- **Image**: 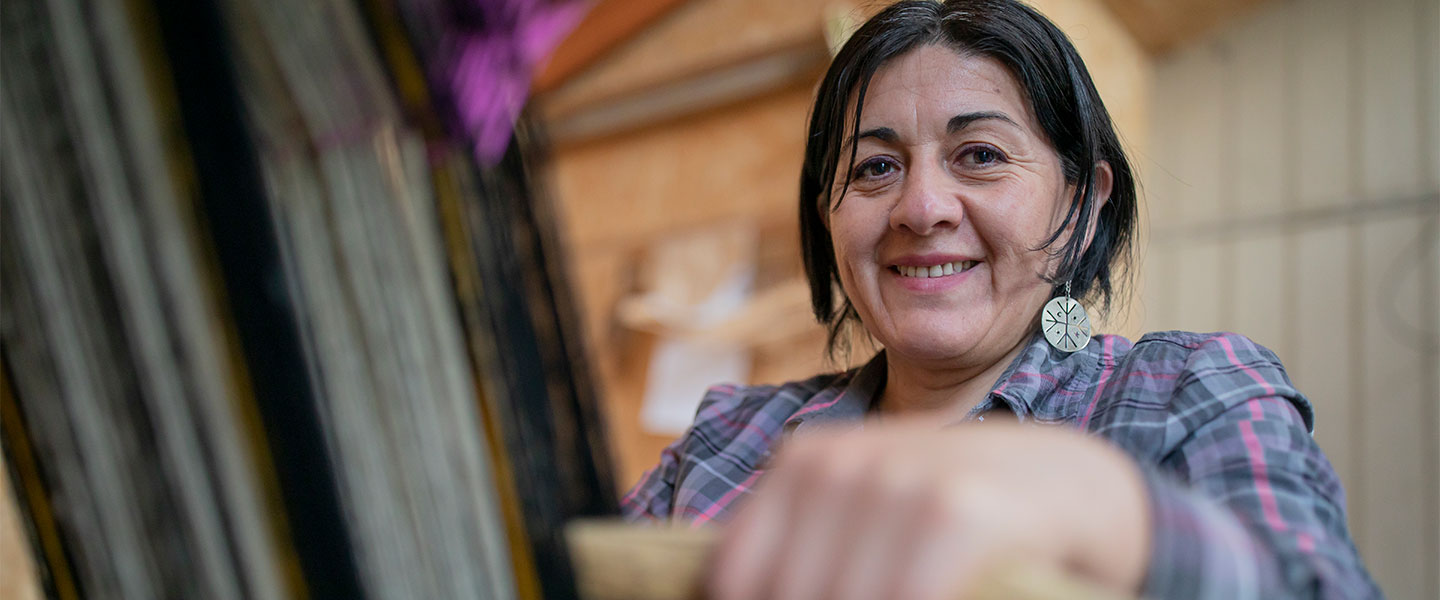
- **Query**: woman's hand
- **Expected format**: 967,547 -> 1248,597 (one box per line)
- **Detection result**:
706,421 -> 1151,600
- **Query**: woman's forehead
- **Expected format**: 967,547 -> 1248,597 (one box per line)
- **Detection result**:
851,45 -> 1033,134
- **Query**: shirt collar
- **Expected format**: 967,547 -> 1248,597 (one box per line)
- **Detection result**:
783,330 -> 1103,436
781,350 -> 887,437
986,330 -> 1104,420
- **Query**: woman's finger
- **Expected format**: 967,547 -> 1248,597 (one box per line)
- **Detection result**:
891,475 -> 1019,600
708,480 -> 788,600
828,457 -> 926,600
767,452 -> 867,600
890,511 -> 981,600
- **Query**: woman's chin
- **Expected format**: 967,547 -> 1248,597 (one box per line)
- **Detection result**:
882,326 -> 986,363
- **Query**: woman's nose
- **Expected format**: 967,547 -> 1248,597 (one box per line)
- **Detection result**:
889,161 -> 963,235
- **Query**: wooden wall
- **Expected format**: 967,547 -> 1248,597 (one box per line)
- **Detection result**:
549,79 -> 827,488
1140,0 -> 1440,596
541,0 -> 835,485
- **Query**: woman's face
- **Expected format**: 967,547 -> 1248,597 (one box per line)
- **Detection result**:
828,44 -> 1096,367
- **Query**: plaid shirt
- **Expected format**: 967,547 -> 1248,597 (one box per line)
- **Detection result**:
621,330 -> 1381,599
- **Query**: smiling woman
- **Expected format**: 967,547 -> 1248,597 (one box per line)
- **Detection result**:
823,46 -> 1108,408
620,1 -> 1380,599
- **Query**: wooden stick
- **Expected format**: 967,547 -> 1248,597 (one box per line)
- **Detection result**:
566,520 -> 1129,600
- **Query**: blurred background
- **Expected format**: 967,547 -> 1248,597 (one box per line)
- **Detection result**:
527,0 -> 1437,597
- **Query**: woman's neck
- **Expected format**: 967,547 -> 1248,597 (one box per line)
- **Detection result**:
878,336 -> 1029,421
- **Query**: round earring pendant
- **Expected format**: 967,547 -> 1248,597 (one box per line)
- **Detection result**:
1041,296 -> 1091,353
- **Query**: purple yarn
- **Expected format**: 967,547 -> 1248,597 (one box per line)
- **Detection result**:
439,0 -> 586,164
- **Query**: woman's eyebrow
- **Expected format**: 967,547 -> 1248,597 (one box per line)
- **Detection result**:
843,112 -> 1020,149
947,111 -> 1020,133
842,126 -> 899,150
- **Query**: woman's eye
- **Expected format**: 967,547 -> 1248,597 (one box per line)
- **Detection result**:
960,145 -> 1006,167
854,158 -> 897,180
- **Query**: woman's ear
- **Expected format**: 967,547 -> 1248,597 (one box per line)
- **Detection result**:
1081,161 -> 1114,255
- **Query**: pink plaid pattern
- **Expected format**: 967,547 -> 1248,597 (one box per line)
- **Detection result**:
622,330 -> 1380,599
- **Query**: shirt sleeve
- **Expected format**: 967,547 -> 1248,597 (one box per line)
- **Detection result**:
1140,394 -> 1381,599
617,381 -> 789,524
618,435 -> 684,522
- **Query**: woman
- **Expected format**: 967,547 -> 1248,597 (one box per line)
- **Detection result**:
621,1 -> 1379,598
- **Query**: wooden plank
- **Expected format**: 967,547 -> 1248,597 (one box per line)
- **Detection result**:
1139,242 -> 1177,332
1144,52 -> 1185,231
1225,2 -> 1288,220
540,0 -> 832,115
1403,0 -> 1437,585
533,0 -> 690,95
1027,0 -> 1153,154
1293,0 -> 1356,211
749,324 -> 829,386
1356,215 -> 1431,598
1429,209 -> 1440,600
1155,44 -> 1226,226
1359,0 -> 1425,202
1422,0 -> 1440,194
1099,0 -> 1275,55
1102,230 -> 1147,339
568,245 -> 631,357
544,37 -> 829,144
550,83 -> 812,250
568,521 -> 1132,600
597,331 -> 679,492
1427,210 -> 1440,600
1171,240 -> 1227,334
1229,235 -> 1287,358
1291,225 -> 1356,509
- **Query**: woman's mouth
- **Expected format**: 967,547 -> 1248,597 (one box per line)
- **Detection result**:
891,260 -> 979,278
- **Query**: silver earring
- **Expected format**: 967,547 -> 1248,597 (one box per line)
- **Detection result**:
1041,281 -> 1091,353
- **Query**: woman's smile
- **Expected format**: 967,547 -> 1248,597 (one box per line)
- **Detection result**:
885,256 -> 983,293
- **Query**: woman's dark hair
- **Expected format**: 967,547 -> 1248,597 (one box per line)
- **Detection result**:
800,0 -> 1137,355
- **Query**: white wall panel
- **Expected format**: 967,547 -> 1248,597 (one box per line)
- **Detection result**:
1293,0 -> 1356,210
1292,225 -> 1356,511
1144,73 -> 1184,231
1356,216 -> 1431,597
1359,0 -> 1425,202
1226,3 -> 1289,220
1423,0 -> 1440,193
1171,240 -> 1228,334
1148,0 -> 1440,596
1230,235 -> 1288,357
1140,242 -> 1178,331
1156,47 -> 1226,226
1429,209 -> 1440,600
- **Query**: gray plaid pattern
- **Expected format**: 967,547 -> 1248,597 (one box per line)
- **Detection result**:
621,330 -> 1380,599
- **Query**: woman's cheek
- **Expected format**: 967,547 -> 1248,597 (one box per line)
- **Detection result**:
832,222 -> 872,286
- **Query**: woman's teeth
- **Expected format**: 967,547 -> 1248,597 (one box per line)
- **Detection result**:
895,261 -> 977,278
